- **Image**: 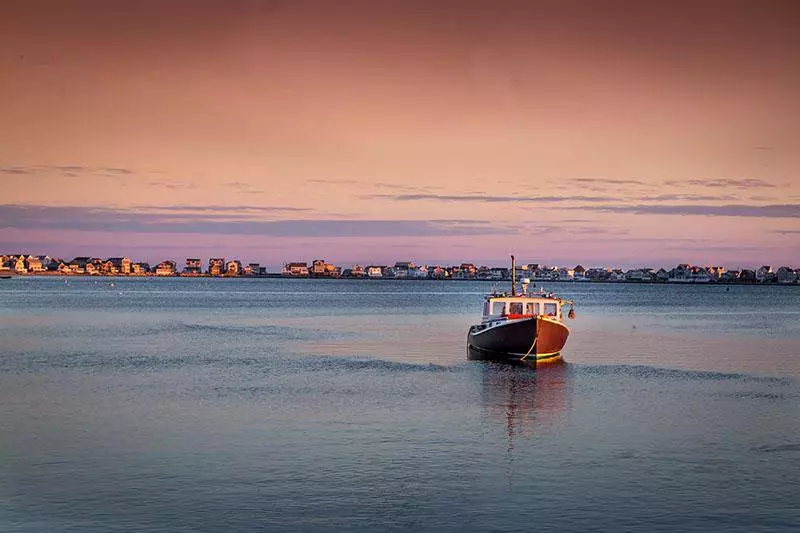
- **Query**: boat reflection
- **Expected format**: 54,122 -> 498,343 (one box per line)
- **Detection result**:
477,355 -> 570,452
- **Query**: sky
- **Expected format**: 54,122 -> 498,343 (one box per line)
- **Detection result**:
1,0 -> 799,268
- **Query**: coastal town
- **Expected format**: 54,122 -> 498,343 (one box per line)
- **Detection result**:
1,254 -> 798,284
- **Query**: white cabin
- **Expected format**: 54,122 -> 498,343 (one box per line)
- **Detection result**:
482,296 -> 563,322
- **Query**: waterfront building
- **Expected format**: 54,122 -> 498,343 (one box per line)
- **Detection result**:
559,267 -> 575,281
282,262 -> 309,277
155,260 -> 177,276
226,260 -> 242,276
407,265 -> 428,279
366,266 -> 384,278
739,269 -> 757,283
68,257 -> 91,275
756,265 -> 774,283
104,257 -> 131,275
312,259 -> 326,276
625,268 -> 654,282
14,256 -> 27,273
776,266 -> 797,284
244,263 -> 261,276
707,266 -> 726,280
184,258 -> 202,275
350,265 -> 366,277
25,255 -> 44,272
209,258 -> 225,276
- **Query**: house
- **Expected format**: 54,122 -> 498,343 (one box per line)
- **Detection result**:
311,259 -> 338,277
489,267 -> 509,280
155,260 -> 177,276
407,265 -> 428,279
312,259 -> 327,276
776,266 -> 797,284
208,258 -> 225,276
668,263 -> 692,282
573,265 -> 587,280
459,263 -> 478,278
350,265 -> 366,277
68,257 -> 91,274
721,270 -> 740,283
85,263 -> 98,275
625,268 -> 654,282
57,262 -> 71,274
14,255 -> 28,273
104,257 -> 131,275
131,263 -> 149,275
366,266 -> 384,278
184,258 -> 202,275
691,267 -> 712,283
0,255 -> 10,272
428,266 -> 448,279
245,263 -> 261,276
25,255 -> 44,272
559,267 -> 575,281
393,261 -> 414,277
101,260 -> 118,275
282,262 -> 309,277
655,268 -> 670,282
586,267 -> 611,281
756,265 -> 774,283
325,264 -> 341,278
707,266 -> 726,280
609,269 -> 626,282
226,260 -> 242,276
739,269 -> 757,283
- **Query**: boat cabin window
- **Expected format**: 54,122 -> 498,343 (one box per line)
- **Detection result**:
509,302 -> 524,315
489,301 -> 505,315
526,302 -> 540,315
543,302 -> 558,316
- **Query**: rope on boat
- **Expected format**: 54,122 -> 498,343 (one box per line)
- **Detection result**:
519,318 -> 541,362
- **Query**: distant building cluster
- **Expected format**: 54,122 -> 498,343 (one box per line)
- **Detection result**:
0,254 -> 266,278
1,254 -> 798,284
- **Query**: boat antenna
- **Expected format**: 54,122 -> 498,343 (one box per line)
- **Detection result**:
511,254 -> 516,296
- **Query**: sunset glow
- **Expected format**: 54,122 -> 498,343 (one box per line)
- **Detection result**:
2,0 -> 798,267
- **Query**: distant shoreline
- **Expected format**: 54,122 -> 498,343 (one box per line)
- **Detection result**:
2,271 -> 798,285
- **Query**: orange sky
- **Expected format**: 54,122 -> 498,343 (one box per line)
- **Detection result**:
1,0 -> 799,267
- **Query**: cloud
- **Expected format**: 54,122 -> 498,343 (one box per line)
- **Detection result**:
0,166 -> 34,175
639,194 -> 738,202
572,178 -> 647,186
0,204 -> 503,237
663,178 -> 776,189
134,205 -> 312,213
369,193 -> 621,203
147,180 -> 197,190
576,203 -> 800,218
0,165 -> 136,178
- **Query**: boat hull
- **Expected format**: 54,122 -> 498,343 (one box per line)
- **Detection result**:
467,316 -> 569,364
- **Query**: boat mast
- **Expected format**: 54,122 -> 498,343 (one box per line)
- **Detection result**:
511,254 -> 516,296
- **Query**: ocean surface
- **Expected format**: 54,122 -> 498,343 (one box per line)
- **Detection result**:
1,277 -> 799,532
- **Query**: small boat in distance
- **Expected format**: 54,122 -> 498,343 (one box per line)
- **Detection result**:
467,255 -> 575,365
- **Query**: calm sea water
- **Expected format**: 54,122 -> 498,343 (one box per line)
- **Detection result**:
1,277 -> 799,532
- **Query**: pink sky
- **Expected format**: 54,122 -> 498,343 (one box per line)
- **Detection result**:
1,0 -> 798,268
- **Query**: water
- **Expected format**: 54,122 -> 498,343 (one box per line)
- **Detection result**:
1,277 -> 799,532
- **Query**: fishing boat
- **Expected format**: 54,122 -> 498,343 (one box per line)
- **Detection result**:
467,255 -> 575,365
